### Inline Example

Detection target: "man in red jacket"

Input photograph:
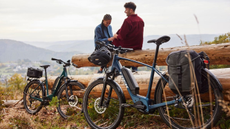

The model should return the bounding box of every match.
[113,2,144,71]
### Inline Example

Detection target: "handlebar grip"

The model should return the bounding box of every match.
[96,41,106,46]
[51,58,57,61]
[125,48,133,51]
[72,63,78,68]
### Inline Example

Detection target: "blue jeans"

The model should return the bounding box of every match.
[126,66,138,72]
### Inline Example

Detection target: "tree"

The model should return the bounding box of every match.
[200,32,230,45]
[7,73,26,91]
[200,32,230,68]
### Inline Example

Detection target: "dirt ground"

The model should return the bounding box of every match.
[0,102,223,129]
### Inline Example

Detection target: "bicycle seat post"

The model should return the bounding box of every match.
[44,68,48,81]
[40,65,50,95]
[153,44,160,68]
[147,43,161,99]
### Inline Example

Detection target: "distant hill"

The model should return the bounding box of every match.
[0,39,81,62]
[46,40,95,53]
[1,34,218,62]
[143,34,219,49]
[25,34,219,53]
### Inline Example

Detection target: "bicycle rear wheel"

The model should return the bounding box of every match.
[155,70,222,129]
[83,78,125,129]
[57,81,85,119]
[23,80,44,114]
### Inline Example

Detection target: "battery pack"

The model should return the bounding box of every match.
[121,67,139,95]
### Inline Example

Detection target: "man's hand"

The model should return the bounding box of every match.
[108,37,115,41]
[114,34,118,39]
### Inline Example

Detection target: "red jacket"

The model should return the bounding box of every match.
[113,14,144,50]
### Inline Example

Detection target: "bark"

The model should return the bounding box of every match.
[46,68,230,101]
[2,99,23,107]
[72,43,230,67]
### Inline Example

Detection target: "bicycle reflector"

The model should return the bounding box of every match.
[203,59,209,64]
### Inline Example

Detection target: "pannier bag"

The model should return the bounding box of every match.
[198,51,210,93]
[27,67,43,78]
[166,50,202,95]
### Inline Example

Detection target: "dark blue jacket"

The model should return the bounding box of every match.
[94,24,113,49]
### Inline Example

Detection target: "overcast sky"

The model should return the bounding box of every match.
[0,0,229,42]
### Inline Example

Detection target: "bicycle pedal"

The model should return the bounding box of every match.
[42,100,50,106]
[134,105,145,110]
[121,103,132,108]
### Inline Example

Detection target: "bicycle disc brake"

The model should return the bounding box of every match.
[94,97,107,114]
[183,95,194,108]
[68,95,78,107]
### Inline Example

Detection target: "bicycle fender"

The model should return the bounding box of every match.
[203,68,223,91]
[153,73,168,104]
[96,77,126,103]
[56,80,86,96]
[153,69,223,102]
[29,79,46,97]
[69,80,85,89]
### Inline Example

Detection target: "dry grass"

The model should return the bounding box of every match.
[219,91,230,116]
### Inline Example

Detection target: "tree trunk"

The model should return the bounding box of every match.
[46,68,230,101]
[72,43,230,67]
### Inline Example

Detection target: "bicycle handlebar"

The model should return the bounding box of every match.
[96,41,133,54]
[72,63,78,68]
[51,58,71,67]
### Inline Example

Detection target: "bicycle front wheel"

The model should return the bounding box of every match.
[155,70,222,129]
[23,80,44,114]
[83,78,125,129]
[57,81,85,119]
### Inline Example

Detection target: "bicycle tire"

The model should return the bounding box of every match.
[155,69,222,129]
[23,80,45,114]
[57,81,85,119]
[83,78,125,129]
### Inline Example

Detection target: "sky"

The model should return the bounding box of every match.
[0,0,229,42]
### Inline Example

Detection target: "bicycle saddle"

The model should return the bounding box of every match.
[147,35,170,45]
[40,65,50,69]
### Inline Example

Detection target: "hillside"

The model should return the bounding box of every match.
[0,34,219,62]
[0,39,81,62]
[24,34,219,53]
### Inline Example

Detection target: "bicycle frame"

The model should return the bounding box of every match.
[30,66,69,101]
[46,66,68,99]
[106,51,183,113]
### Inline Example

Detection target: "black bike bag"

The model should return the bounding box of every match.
[166,50,202,95]
[121,67,139,95]
[27,67,43,78]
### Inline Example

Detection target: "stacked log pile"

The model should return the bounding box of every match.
[72,43,230,67]
[47,68,230,101]
[70,43,230,100]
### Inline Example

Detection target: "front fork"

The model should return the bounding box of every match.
[64,79,73,101]
[99,73,114,107]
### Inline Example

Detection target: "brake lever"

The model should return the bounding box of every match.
[72,63,78,68]
[57,60,62,64]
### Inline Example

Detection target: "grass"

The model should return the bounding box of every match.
[0,72,230,129]
[0,85,230,128]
